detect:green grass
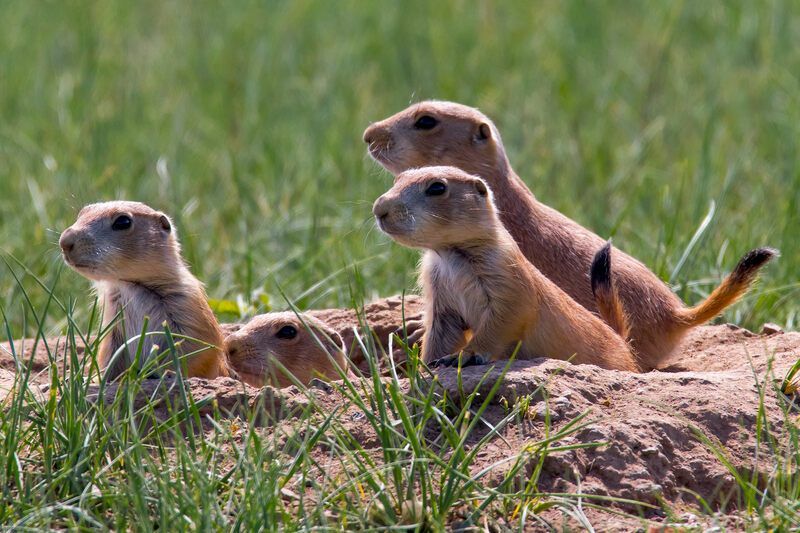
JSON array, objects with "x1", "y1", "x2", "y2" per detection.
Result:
[
  {"x1": 1, "y1": 0, "x2": 798, "y2": 332},
  {"x1": 2, "y1": 287, "x2": 648, "y2": 530},
  {"x1": 2, "y1": 0, "x2": 800, "y2": 529}
]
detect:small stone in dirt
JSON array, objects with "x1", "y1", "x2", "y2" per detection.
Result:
[
  {"x1": 760, "y1": 323, "x2": 783, "y2": 335},
  {"x1": 534, "y1": 402, "x2": 563, "y2": 421},
  {"x1": 724, "y1": 323, "x2": 755, "y2": 337},
  {"x1": 308, "y1": 378, "x2": 333, "y2": 393},
  {"x1": 641, "y1": 446, "x2": 660, "y2": 456},
  {"x1": 553, "y1": 396, "x2": 571, "y2": 407}
]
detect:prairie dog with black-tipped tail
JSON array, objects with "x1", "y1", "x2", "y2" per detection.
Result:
[
  {"x1": 59, "y1": 201, "x2": 232, "y2": 380},
  {"x1": 372, "y1": 166, "x2": 639, "y2": 372},
  {"x1": 364, "y1": 100, "x2": 777, "y2": 368}
]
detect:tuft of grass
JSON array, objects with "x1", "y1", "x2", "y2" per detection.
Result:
[
  {"x1": 689, "y1": 358, "x2": 800, "y2": 530},
  {"x1": 781, "y1": 358, "x2": 800, "y2": 396}
]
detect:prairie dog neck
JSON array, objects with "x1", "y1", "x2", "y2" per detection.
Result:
[{"x1": 100, "y1": 269, "x2": 202, "y2": 343}]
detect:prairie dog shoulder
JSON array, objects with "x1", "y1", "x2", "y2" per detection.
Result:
[
  {"x1": 59, "y1": 201, "x2": 230, "y2": 380},
  {"x1": 373, "y1": 166, "x2": 639, "y2": 372},
  {"x1": 225, "y1": 312, "x2": 347, "y2": 388}
]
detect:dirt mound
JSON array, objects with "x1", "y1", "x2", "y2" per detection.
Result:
[
  {"x1": 2, "y1": 297, "x2": 798, "y2": 527},
  {"x1": 435, "y1": 351, "x2": 792, "y2": 507}
]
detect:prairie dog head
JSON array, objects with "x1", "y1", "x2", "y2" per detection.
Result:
[
  {"x1": 372, "y1": 166, "x2": 498, "y2": 249},
  {"x1": 225, "y1": 312, "x2": 347, "y2": 388},
  {"x1": 363, "y1": 100, "x2": 509, "y2": 179},
  {"x1": 60, "y1": 201, "x2": 180, "y2": 283}
]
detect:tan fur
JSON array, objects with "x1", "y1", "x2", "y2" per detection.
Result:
[
  {"x1": 372, "y1": 167, "x2": 639, "y2": 372},
  {"x1": 59, "y1": 201, "x2": 231, "y2": 380},
  {"x1": 590, "y1": 242, "x2": 632, "y2": 342},
  {"x1": 364, "y1": 101, "x2": 775, "y2": 369},
  {"x1": 595, "y1": 285, "x2": 631, "y2": 342},
  {"x1": 225, "y1": 312, "x2": 347, "y2": 388}
]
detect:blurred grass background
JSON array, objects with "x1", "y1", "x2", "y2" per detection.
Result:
[{"x1": 1, "y1": 0, "x2": 798, "y2": 337}]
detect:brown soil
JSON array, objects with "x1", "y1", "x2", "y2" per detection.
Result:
[{"x1": 2, "y1": 296, "x2": 798, "y2": 530}]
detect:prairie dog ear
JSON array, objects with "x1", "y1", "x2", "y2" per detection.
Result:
[
  {"x1": 158, "y1": 214, "x2": 172, "y2": 232},
  {"x1": 331, "y1": 330, "x2": 345, "y2": 353},
  {"x1": 474, "y1": 122, "x2": 492, "y2": 142},
  {"x1": 474, "y1": 180, "x2": 488, "y2": 197},
  {"x1": 319, "y1": 326, "x2": 345, "y2": 354}
]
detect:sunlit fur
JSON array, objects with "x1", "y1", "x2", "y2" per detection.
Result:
[
  {"x1": 373, "y1": 167, "x2": 640, "y2": 372},
  {"x1": 60, "y1": 201, "x2": 231, "y2": 380},
  {"x1": 225, "y1": 312, "x2": 347, "y2": 388},
  {"x1": 364, "y1": 100, "x2": 776, "y2": 369}
]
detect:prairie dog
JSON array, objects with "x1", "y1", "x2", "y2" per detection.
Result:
[
  {"x1": 225, "y1": 312, "x2": 347, "y2": 388},
  {"x1": 59, "y1": 201, "x2": 231, "y2": 380},
  {"x1": 372, "y1": 166, "x2": 640, "y2": 372},
  {"x1": 364, "y1": 101, "x2": 776, "y2": 368}
]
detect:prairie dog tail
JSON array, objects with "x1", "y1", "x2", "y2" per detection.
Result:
[
  {"x1": 676, "y1": 247, "x2": 778, "y2": 326},
  {"x1": 591, "y1": 241, "x2": 631, "y2": 341}
]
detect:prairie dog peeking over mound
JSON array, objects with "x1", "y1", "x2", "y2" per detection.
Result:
[
  {"x1": 364, "y1": 100, "x2": 777, "y2": 369},
  {"x1": 225, "y1": 312, "x2": 347, "y2": 388},
  {"x1": 59, "y1": 201, "x2": 232, "y2": 380},
  {"x1": 372, "y1": 166, "x2": 640, "y2": 372}
]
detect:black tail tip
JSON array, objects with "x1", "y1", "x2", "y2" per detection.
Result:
[
  {"x1": 733, "y1": 247, "x2": 779, "y2": 280},
  {"x1": 591, "y1": 240, "x2": 613, "y2": 296}
]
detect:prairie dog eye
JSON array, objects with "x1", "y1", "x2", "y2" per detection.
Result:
[
  {"x1": 276, "y1": 325, "x2": 298, "y2": 340},
  {"x1": 425, "y1": 181, "x2": 447, "y2": 196},
  {"x1": 413, "y1": 115, "x2": 438, "y2": 130},
  {"x1": 111, "y1": 215, "x2": 133, "y2": 231}
]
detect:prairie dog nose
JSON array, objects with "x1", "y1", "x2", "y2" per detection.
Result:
[
  {"x1": 59, "y1": 228, "x2": 77, "y2": 253},
  {"x1": 363, "y1": 123, "x2": 389, "y2": 145},
  {"x1": 372, "y1": 195, "x2": 391, "y2": 220},
  {"x1": 225, "y1": 336, "x2": 242, "y2": 357},
  {"x1": 226, "y1": 344, "x2": 239, "y2": 359},
  {"x1": 363, "y1": 123, "x2": 377, "y2": 144}
]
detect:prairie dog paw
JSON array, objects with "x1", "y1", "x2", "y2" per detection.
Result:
[{"x1": 429, "y1": 353, "x2": 489, "y2": 368}]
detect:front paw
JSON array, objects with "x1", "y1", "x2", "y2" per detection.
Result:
[
  {"x1": 393, "y1": 320, "x2": 425, "y2": 347},
  {"x1": 429, "y1": 353, "x2": 489, "y2": 368}
]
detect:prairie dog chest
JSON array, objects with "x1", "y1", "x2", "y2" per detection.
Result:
[
  {"x1": 103, "y1": 283, "x2": 170, "y2": 339},
  {"x1": 423, "y1": 249, "x2": 494, "y2": 325}
]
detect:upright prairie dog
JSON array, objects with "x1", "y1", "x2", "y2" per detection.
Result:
[
  {"x1": 372, "y1": 166, "x2": 640, "y2": 372},
  {"x1": 225, "y1": 312, "x2": 347, "y2": 388},
  {"x1": 59, "y1": 201, "x2": 232, "y2": 380},
  {"x1": 364, "y1": 101, "x2": 776, "y2": 369}
]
